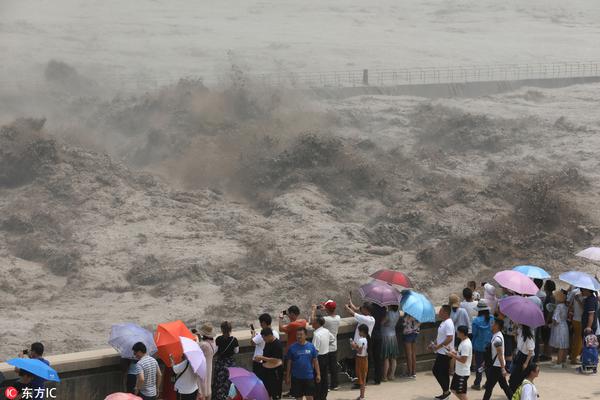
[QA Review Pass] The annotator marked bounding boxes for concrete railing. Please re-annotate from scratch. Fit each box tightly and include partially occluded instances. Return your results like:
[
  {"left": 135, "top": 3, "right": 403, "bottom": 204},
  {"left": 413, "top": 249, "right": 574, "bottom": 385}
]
[{"left": 0, "top": 317, "right": 438, "bottom": 400}]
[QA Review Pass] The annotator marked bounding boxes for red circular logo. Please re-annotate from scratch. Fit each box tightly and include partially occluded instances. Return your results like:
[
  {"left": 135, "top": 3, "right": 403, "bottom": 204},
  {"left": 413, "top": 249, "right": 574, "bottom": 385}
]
[{"left": 5, "top": 387, "right": 18, "bottom": 400}]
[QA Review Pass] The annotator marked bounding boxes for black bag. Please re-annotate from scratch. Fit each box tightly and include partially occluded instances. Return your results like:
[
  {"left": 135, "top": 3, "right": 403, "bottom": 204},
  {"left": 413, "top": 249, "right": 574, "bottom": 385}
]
[
  {"left": 170, "top": 360, "right": 189, "bottom": 384},
  {"left": 484, "top": 336, "right": 503, "bottom": 369}
]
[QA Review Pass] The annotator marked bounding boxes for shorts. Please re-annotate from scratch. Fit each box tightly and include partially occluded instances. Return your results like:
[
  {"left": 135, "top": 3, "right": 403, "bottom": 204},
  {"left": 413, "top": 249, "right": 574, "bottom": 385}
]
[
  {"left": 355, "top": 356, "right": 368, "bottom": 385},
  {"left": 450, "top": 373, "right": 469, "bottom": 394},
  {"left": 290, "top": 377, "right": 315, "bottom": 398},
  {"left": 403, "top": 333, "right": 418, "bottom": 343}
]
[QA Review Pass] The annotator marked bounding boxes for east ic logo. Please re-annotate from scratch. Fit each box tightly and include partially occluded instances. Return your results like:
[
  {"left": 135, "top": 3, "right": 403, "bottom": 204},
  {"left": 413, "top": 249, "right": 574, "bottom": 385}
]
[{"left": 5, "top": 387, "right": 57, "bottom": 399}]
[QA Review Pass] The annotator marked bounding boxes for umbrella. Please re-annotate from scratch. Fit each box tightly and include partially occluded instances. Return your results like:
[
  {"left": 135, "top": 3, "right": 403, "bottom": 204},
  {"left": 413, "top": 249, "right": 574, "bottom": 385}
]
[
  {"left": 493, "top": 270, "right": 538, "bottom": 295},
  {"left": 400, "top": 290, "right": 436, "bottom": 323},
  {"left": 180, "top": 336, "right": 207, "bottom": 379},
  {"left": 7, "top": 358, "right": 60, "bottom": 382},
  {"left": 109, "top": 323, "right": 157, "bottom": 360},
  {"left": 498, "top": 296, "right": 545, "bottom": 328},
  {"left": 104, "top": 394, "right": 142, "bottom": 400},
  {"left": 512, "top": 265, "right": 551, "bottom": 280},
  {"left": 559, "top": 271, "right": 600, "bottom": 291},
  {"left": 358, "top": 280, "right": 402, "bottom": 306},
  {"left": 576, "top": 247, "right": 600, "bottom": 262},
  {"left": 155, "top": 320, "right": 196, "bottom": 367},
  {"left": 227, "top": 367, "right": 269, "bottom": 400},
  {"left": 370, "top": 269, "right": 413, "bottom": 288}
]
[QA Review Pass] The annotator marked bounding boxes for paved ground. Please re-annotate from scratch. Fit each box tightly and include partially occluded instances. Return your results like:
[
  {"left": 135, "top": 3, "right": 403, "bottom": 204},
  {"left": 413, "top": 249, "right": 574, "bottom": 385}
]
[{"left": 327, "top": 363, "right": 600, "bottom": 400}]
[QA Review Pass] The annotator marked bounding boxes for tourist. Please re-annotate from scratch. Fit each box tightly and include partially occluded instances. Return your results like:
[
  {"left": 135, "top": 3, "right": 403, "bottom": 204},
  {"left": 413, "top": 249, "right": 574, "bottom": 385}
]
[
  {"left": 15, "top": 342, "right": 50, "bottom": 397},
  {"left": 567, "top": 287, "right": 584, "bottom": 364},
  {"left": 381, "top": 304, "right": 400, "bottom": 381},
  {"left": 429, "top": 304, "right": 454, "bottom": 400},
  {"left": 350, "top": 324, "right": 369, "bottom": 400},
  {"left": 539, "top": 280, "right": 556, "bottom": 361},
  {"left": 549, "top": 290, "right": 569, "bottom": 368},
  {"left": 460, "top": 288, "right": 478, "bottom": 324},
  {"left": 402, "top": 313, "right": 420, "bottom": 379},
  {"left": 279, "top": 306, "right": 308, "bottom": 352},
  {"left": 578, "top": 327, "right": 599, "bottom": 374},
  {"left": 169, "top": 353, "right": 200, "bottom": 400},
  {"left": 482, "top": 319, "right": 512, "bottom": 400},
  {"left": 513, "top": 363, "right": 540, "bottom": 400},
  {"left": 252, "top": 313, "right": 280, "bottom": 377},
  {"left": 508, "top": 324, "right": 535, "bottom": 392},
  {"left": 471, "top": 301, "right": 493, "bottom": 391},
  {"left": 320, "top": 300, "right": 341, "bottom": 391},
  {"left": 345, "top": 299, "right": 375, "bottom": 387},
  {"left": 12, "top": 369, "right": 36, "bottom": 400},
  {"left": 367, "top": 302, "right": 386, "bottom": 385},
  {"left": 448, "top": 325, "right": 472, "bottom": 400},
  {"left": 254, "top": 328, "right": 284, "bottom": 400},
  {"left": 482, "top": 283, "right": 498, "bottom": 315},
  {"left": 467, "top": 281, "right": 480, "bottom": 301},
  {"left": 197, "top": 324, "right": 216, "bottom": 400},
  {"left": 122, "top": 358, "right": 138, "bottom": 394},
  {"left": 132, "top": 342, "right": 162, "bottom": 400},
  {"left": 581, "top": 288, "right": 598, "bottom": 337},
  {"left": 285, "top": 327, "right": 320, "bottom": 400},
  {"left": 213, "top": 321, "right": 239, "bottom": 400},
  {"left": 449, "top": 294, "right": 470, "bottom": 374},
  {"left": 311, "top": 314, "right": 334, "bottom": 400}
]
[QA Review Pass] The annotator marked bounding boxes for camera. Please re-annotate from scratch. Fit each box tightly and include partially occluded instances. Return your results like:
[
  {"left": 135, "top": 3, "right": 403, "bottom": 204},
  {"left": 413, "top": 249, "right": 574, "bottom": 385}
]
[{"left": 22, "top": 349, "right": 29, "bottom": 355}]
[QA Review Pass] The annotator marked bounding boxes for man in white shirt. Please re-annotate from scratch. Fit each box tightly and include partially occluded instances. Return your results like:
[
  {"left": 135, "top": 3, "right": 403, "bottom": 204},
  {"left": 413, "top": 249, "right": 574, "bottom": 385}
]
[
  {"left": 320, "top": 300, "right": 341, "bottom": 390},
  {"left": 251, "top": 313, "right": 280, "bottom": 378},
  {"left": 482, "top": 319, "right": 512, "bottom": 400},
  {"left": 429, "top": 305, "right": 455, "bottom": 400},
  {"left": 448, "top": 325, "right": 472, "bottom": 400},
  {"left": 345, "top": 299, "right": 375, "bottom": 389},
  {"left": 312, "top": 316, "right": 335, "bottom": 400},
  {"left": 460, "top": 288, "right": 479, "bottom": 323}
]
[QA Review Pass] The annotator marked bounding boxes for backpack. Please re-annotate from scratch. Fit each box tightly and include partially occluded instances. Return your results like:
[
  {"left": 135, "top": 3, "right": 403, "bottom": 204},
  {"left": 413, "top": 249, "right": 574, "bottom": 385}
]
[{"left": 512, "top": 379, "right": 532, "bottom": 400}]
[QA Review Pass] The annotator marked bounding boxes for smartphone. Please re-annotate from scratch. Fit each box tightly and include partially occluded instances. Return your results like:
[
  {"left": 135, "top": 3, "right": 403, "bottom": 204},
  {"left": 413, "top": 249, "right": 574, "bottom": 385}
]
[
  {"left": 316, "top": 305, "right": 323, "bottom": 310},
  {"left": 22, "top": 349, "right": 29, "bottom": 355},
  {"left": 250, "top": 323, "right": 255, "bottom": 331},
  {"left": 282, "top": 310, "right": 287, "bottom": 316}
]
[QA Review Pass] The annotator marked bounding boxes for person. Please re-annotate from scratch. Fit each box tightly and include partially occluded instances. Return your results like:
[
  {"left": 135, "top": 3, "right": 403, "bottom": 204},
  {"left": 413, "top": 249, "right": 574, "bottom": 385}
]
[
  {"left": 285, "top": 327, "right": 320, "bottom": 400},
  {"left": 508, "top": 324, "right": 534, "bottom": 392},
  {"left": 350, "top": 324, "right": 369, "bottom": 400},
  {"left": 197, "top": 324, "right": 217, "bottom": 400},
  {"left": 123, "top": 358, "right": 139, "bottom": 394},
  {"left": 497, "top": 290, "right": 516, "bottom": 372},
  {"left": 539, "top": 280, "right": 556, "bottom": 361},
  {"left": 460, "top": 288, "right": 478, "bottom": 324},
  {"left": 345, "top": 299, "right": 375, "bottom": 388},
  {"left": 12, "top": 369, "right": 36, "bottom": 400},
  {"left": 252, "top": 313, "right": 280, "bottom": 378},
  {"left": 482, "top": 319, "right": 512, "bottom": 400},
  {"left": 320, "top": 300, "right": 341, "bottom": 391},
  {"left": 482, "top": 283, "right": 497, "bottom": 314},
  {"left": 448, "top": 325, "right": 472, "bottom": 400},
  {"left": 581, "top": 288, "right": 598, "bottom": 337},
  {"left": 471, "top": 301, "right": 493, "bottom": 391},
  {"left": 254, "top": 328, "right": 284, "bottom": 400},
  {"left": 14, "top": 342, "right": 50, "bottom": 398},
  {"left": 369, "top": 302, "right": 386, "bottom": 385},
  {"left": 513, "top": 363, "right": 540, "bottom": 400},
  {"left": 549, "top": 290, "right": 569, "bottom": 368},
  {"left": 402, "top": 313, "right": 420, "bottom": 379},
  {"left": 132, "top": 342, "right": 162, "bottom": 400},
  {"left": 311, "top": 315, "right": 334, "bottom": 400},
  {"left": 213, "top": 321, "right": 239, "bottom": 400},
  {"left": 567, "top": 287, "right": 584, "bottom": 364},
  {"left": 429, "top": 304, "right": 454, "bottom": 400},
  {"left": 169, "top": 353, "right": 200, "bottom": 400},
  {"left": 449, "top": 294, "right": 470, "bottom": 374},
  {"left": 279, "top": 306, "right": 308, "bottom": 352},
  {"left": 381, "top": 304, "right": 400, "bottom": 381},
  {"left": 578, "top": 327, "right": 599, "bottom": 374},
  {"left": 467, "top": 281, "right": 480, "bottom": 301}
]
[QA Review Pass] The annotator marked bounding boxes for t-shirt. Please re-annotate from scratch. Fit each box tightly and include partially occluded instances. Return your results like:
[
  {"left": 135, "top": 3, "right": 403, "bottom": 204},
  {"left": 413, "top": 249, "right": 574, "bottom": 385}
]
[
  {"left": 582, "top": 295, "right": 598, "bottom": 332},
  {"left": 253, "top": 329, "right": 280, "bottom": 358},
  {"left": 216, "top": 336, "right": 239, "bottom": 358},
  {"left": 263, "top": 339, "right": 284, "bottom": 361},
  {"left": 287, "top": 342, "right": 318, "bottom": 379},
  {"left": 568, "top": 288, "right": 583, "bottom": 322},
  {"left": 323, "top": 315, "right": 341, "bottom": 352},
  {"left": 312, "top": 326, "right": 334, "bottom": 355},
  {"left": 355, "top": 337, "right": 368, "bottom": 357},
  {"left": 455, "top": 338, "right": 473, "bottom": 377},
  {"left": 135, "top": 355, "right": 159, "bottom": 397},
  {"left": 353, "top": 313, "right": 375, "bottom": 342},
  {"left": 451, "top": 307, "right": 472, "bottom": 333},
  {"left": 516, "top": 328, "right": 535, "bottom": 355},
  {"left": 127, "top": 359, "right": 138, "bottom": 375},
  {"left": 30, "top": 357, "right": 50, "bottom": 391},
  {"left": 436, "top": 318, "right": 455, "bottom": 355},
  {"left": 520, "top": 382, "right": 538, "bottom": 400},
  {"left": 382, "top": 310, "right": 400, "bottom": 337},
  {"left": 172, "top": 359, "right": 199, "bottom": 395},
  {"left": 491, "top": 332, "right": 505, "bottom": 367},
  {"left": 460, "top": 300, "right": 478, "bottom": 320},
  {"left": 281, "top": 319, "right": 307, "bottom": 350}
]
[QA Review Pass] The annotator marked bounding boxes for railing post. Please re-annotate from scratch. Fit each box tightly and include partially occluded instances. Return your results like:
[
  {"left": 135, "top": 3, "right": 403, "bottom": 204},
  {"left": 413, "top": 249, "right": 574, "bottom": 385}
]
[{"left": 362, "top": 69, "right": 369, "bottom": 86}]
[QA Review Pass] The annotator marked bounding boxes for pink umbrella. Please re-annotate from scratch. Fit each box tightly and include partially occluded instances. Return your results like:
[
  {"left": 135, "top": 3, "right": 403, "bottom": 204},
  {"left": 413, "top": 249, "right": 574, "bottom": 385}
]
[
  {"left": 104, "top": 394, "right": 142, "bottom": 400},
  {"left": 180, "top": 336, "right": 207, "bottom": 380},
  {"left": 498, "top": 296, "right": 545, "bottom": 328},
  {"left": 494, "top": 270, "right": 538, "bottom": 295},
  {"left": 358, "top": 280, "right": 402, "bottom": 306}
]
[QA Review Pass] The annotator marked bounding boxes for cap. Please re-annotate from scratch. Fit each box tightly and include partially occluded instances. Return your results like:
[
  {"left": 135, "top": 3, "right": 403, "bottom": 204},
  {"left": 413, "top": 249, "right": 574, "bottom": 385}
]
[
  {"left": 475, "top": 300, "right": 490, "bottom": 312},
  {"left": 449, "top": 294, "right": 460, "bottom": 308},
  {"left": 322, "top": 300, "right": 337, "bottom": 310}
]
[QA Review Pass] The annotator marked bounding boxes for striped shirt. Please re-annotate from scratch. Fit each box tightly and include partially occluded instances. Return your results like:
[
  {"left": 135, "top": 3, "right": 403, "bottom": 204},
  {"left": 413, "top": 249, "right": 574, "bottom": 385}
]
[{"left": 135, "top": 355, "right": 159, "bottom": 396}]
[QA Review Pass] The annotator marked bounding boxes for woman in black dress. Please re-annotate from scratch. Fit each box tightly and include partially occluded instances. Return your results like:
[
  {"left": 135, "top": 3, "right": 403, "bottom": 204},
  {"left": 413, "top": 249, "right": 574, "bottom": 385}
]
[{"left": 212, "top": 321, "right": 239, "bottom": 400}]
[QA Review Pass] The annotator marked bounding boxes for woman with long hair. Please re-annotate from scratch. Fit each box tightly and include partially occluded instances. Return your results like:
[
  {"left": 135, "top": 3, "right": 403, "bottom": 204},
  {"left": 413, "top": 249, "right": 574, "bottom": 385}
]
[
  {"left": 212, "top": 321, "right": 239, "bottom": 400},
  {"left": 549, "top": 290, "right": 570, "bottom": 368},
  {"left": 402, "top": 313, "right": 420, "bottom": 379},
  {"left": 509, "top": 324, "right": 535, "bottom": 392}
]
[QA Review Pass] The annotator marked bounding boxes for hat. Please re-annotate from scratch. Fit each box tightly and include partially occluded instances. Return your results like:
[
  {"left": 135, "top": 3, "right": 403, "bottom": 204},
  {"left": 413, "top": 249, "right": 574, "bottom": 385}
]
[
  {"left": 449, "top": 294, "right": 460, "bottom": 308},
  {"left": 199, "top": 324, "right": 214, "bottom": 338},
  {"left": 476, "top": 300, "right": 490, "bottom": 312},
  {"left": 322, "top": 300, "right": 337, "bottom": 310}
]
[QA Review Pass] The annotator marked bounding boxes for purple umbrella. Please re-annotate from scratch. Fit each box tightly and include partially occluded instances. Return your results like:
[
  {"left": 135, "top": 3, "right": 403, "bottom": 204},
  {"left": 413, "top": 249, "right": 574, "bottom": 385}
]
[
  {"left": 180, "top": 336, "right": 206, "bottom": 380},
  {"left": 498, "top": 296, "right": 545, "bottom": 328},
  {"left": 227, "top": 367, "right": 269, "bottom": 400},
  {"left": 358, "top": 280, "right": 402, "bottom": 306},
  {"left": 494, "top": 270, "right": 538, "bottom": 295}
]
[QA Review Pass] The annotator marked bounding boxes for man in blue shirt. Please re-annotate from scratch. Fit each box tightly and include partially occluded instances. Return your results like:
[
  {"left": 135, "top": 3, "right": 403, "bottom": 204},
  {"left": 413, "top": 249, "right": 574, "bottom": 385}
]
[
  {"left": 581, "top": 288, "right": 598, "bottom": 336},
  {"left": 285, "top": 327, "right": 320, "bottom": 400},
  {"left": 14, "top": 342, "right": 50, "bottom": 399}
]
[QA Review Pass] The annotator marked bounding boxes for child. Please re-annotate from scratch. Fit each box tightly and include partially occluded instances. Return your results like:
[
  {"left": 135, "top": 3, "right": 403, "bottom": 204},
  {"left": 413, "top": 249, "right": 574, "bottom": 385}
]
[
  {"left": 351, "top": 324, "right": 369, "bottom": 400},
  {"left": 578, "top": 327, "right": 599, "bottom": 374},
  {"left": 549, "top": 290, "right": 569, "bottom": 368}
]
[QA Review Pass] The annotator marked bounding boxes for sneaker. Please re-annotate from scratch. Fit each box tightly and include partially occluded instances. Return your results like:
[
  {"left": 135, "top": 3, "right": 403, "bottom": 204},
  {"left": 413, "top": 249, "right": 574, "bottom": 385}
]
[
  {"left": 471, "top": 384, "right": 481, "bottom": 390},
  {"left": 410, "top": 374, "right": 417, "bottom": 379},
  {"left": 551, "top": 363, "right": 563, "bottom": 369},
  {"left": 330, "top": 386, "right": 340, "bottom": 391}
]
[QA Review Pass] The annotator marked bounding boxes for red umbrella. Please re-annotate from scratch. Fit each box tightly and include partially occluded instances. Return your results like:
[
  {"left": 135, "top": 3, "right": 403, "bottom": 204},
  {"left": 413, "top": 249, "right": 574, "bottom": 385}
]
[
  {"left": 154, "top": 320, "right": 195, "bottom": 367},
  {"left": 370, "top": 269, "right": 412, "bottom": 288}
]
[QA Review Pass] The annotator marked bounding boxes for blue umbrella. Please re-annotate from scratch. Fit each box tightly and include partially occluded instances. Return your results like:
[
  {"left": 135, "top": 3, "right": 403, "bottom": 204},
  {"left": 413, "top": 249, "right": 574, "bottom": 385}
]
[
  {"left": 7, "top": 358, "right": 60, "bottom": 382},
  {"left": 512, "top": 265, "right": 551, "bottom": 280},
  {"left": 400, "top": 290, "right": 436, "bottom": 323},
  {"left": 109, "top": 323, "right": 157, "bottom": 359},
  {"left": 559, "top": 271, "right": 600, "bottom": 291}
]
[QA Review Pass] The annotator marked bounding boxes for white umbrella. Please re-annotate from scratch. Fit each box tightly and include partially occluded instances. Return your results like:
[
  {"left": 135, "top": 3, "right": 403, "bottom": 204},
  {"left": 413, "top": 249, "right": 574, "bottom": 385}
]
[
  {"left": 180, "top": 336, "right": 207, "bottom": 380},
  {"left": 576, "top": 247, "right": 600, "bottom": 262}
]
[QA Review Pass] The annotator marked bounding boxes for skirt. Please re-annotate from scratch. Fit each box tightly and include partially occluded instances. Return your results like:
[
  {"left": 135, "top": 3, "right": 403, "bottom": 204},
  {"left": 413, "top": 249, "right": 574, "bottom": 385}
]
[
  {"left": 381, "top": 335, "right": 400, "bottom": 359},
  {"left": 212, "top": 356, "right": 235, "bottom": 400},
  {"left": 549, "top": 323, "right": 570, "bottom": 349}
]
